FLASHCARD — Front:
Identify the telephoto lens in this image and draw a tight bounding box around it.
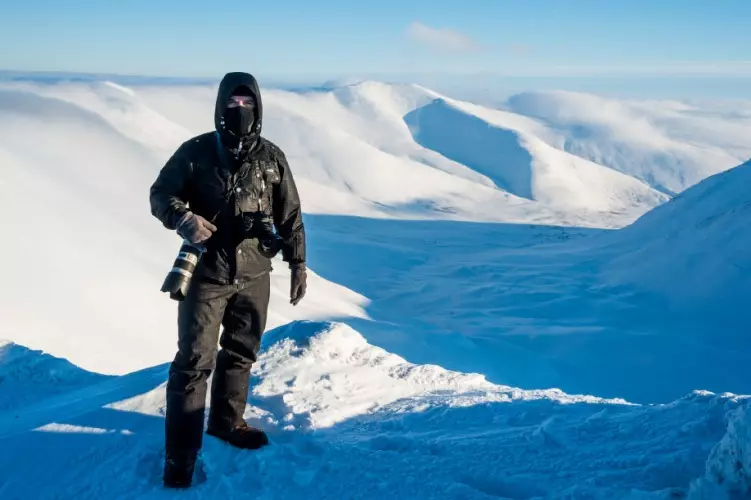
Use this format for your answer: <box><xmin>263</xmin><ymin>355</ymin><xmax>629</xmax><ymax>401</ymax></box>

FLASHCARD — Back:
<box><xmin>160</xmin><ymin>240</ymin><xmax>206</xmax><ymax>301</ymax></box>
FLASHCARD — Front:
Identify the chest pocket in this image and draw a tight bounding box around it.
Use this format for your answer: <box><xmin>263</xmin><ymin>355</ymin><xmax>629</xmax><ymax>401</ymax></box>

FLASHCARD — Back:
<box><xmin>236</xmin><ymin>160</ymin><xmax>279</xmax><ymax>214</ymax></box>
<box><xmin>189</xmin><ymin>161</ymin><xmax>230</xmax><ymax>217</ymax></box>
<box><xmin>263</xmin><ymin>163</ymin><xmax>281</xmax><ymax>185</ymax></box>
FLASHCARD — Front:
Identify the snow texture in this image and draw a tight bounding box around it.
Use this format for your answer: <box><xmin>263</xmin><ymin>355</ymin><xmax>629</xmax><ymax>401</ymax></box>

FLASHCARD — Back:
<box><xmin>689</xmin><ymin>405</ymin><xmax>751</xmax><ymax>499</ymax></box>
<box><xmin>1</xmin><ymin>322</ymin><xmax>749</xmax><ymax>499</ymax></box>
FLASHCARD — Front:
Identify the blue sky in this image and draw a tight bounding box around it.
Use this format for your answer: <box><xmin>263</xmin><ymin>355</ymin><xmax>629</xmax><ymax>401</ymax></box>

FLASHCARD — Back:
<box><xmin>2</xmin><ymin>0</ymin><xmax>750</xmax><ymax>85</ymax></box>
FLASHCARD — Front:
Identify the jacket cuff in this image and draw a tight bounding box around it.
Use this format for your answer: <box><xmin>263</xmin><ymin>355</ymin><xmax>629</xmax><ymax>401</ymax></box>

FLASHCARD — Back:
<box><xmin>175</xmin><ymin>210</ymin><xmax>193</xmax><ymax>228</ymax></box>
<box><xmin>168</xmin><ymin>207</ymin><xmax>192</xmax><ymax>231</ymax></box>
<box><xmin>282</xmin><ymin>230</ymin><xmax>305</xmax><ymax>263</ymax></box>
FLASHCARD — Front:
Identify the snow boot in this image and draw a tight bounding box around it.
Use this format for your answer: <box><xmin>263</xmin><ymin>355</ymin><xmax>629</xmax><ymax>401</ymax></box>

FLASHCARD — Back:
<box><xmin>206</xmin><ymin>422</ymin><xmax>269</xmax><ymax>449</ymax></box>
<box><xmin>163</xmin><ymin>449</ymin><xmax>197</xmax><ymax>488</ymax></box>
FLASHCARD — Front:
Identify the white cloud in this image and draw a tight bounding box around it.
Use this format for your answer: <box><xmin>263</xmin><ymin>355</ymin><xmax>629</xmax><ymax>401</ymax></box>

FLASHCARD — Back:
<box><xmin>406</xmin><ymin>22</ymin><xmax>480</xmax><ymax>53</ymax></box>
<box><xmin>505</xmin><ymin>61</ymin><xmax>751</xmax><ymax>77</ymax></box>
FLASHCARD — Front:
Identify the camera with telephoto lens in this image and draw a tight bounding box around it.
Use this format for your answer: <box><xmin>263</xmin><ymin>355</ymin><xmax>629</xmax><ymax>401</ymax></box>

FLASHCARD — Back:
<box><xmin>160</xmin><ymin>240</ymin><xmax>206</xmax><ymax>301</ymax></box>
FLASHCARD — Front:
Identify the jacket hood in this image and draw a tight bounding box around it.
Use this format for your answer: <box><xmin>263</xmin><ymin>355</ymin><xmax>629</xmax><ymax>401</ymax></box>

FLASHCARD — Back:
<box><xmin>215</xmin><ymin>72</ymin><xmax>263</xmax><ymax>151</ymax></box>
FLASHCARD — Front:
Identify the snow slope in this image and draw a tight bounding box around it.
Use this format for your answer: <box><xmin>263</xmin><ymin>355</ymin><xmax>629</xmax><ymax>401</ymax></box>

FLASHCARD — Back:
<box><xmin>405</xmin><ymin>97</ymin><xmax>667</xmax><ymax>211</ymax></box>
<box><xmin>0</xmin><ymin>341</ymin><xmax>112</xmax><ymax>412</ymax></box>
<box><xmin>603</xmin><ymin>159</ymin><xmax>751</xmax><ymax>324</ymax></box>
<box><xmin>0</xmin><ymin>82</ymin><xmax>370</xmax><ymax>373</ymax></box>
<box><xmin>304</xmin><ymin>206</ymin><xmax>751</xmax><ymax>403</ymax></box>
<box><xmin>1</xmin><ymin>321</ymin><xmax>749</xmax><ymax>499</ymax></box>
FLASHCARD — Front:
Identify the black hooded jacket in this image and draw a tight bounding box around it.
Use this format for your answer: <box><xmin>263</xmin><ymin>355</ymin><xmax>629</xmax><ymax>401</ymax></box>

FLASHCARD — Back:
<box><xmin>150</xmin><ymin>72</ymin><xmax>305</xmax><ymax>284</ymax></box>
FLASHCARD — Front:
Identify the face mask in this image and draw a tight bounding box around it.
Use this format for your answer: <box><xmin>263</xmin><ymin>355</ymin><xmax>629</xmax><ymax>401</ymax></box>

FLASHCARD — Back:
<box><xmin>222</xmin><ymin>106</ymin><xmax>255</xmax><ymax>138</ymax></box>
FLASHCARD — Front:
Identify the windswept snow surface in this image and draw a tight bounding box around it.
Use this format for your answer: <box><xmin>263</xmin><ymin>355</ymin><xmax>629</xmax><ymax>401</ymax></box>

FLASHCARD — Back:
<box><xmin>2</xmin><ymin>77</ymin><xmax>751</xmax><ymax>498</ymax></box>
<box><xmin>688</xmin><ymin>404</ymin><xmax>751</xmax><ymax>499</ymax></box>
<box><xmin>0</xmin><ymin>341</ymin><xmax>112</xmax><ymax>412</ymax></box>
<box><xmin>1</xmin><ymin>322</ymin><xmax>749</xmax><ymax>499</ymax></box>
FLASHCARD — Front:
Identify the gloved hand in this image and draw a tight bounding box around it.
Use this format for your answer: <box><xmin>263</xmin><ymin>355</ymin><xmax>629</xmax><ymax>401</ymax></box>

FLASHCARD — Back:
<box><xmin>177</xmin><ymin>212</ymin><xmax>217</xmax><ymax>244</ymax></box>
<box><xmin>290</xmin><ymin>262</ymin><xmax>307</xmax><ymax>306</ymax></box>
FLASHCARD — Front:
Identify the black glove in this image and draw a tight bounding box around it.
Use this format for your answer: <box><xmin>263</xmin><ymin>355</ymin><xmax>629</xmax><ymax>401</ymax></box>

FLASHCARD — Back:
<box><xmin>290</xmin><ymin>263</ymin><xmax>307</xmax><ymax>306</ymax></box>
<box><xmin>177</xmin><ymin>212</ymin><xmax>217</xmax><ymax>244</ymax></box>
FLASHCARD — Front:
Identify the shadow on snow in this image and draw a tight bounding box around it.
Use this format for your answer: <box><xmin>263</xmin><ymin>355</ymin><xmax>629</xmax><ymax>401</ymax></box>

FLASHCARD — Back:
<box><xmin>302</xmin><ymin>213</ymin><xmax>751</xmax><ymax>404</ymax></box>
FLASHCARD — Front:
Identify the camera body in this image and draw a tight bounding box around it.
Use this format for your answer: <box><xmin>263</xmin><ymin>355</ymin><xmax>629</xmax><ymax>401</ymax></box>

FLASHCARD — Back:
<box><xmin>239</xmin><ymin>212</ymin><xmax>284</xmax><ymax>258</ymax></box>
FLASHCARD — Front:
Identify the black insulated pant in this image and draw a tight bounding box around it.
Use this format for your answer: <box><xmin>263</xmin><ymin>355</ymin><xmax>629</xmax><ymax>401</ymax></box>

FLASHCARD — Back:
<box><xmin>165</xmin><ymin>272</ymin><xmax>270</xmax><ymax>454</ymax></box>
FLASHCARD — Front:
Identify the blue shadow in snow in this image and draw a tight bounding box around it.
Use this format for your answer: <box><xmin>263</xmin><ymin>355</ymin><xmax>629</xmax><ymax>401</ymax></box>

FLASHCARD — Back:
<box><xmin>0</xmin><ymin>356</ymin><xmax>171</xmax><ymax>498</ymax></box>
<box><xmin>404</xmin><ymin>98</ymin><xmax>535</xmax><ymax>200</ymax></box>
<box><xmin>303</xmin><ymin>213</ymin><xmax>751</xmax><ymax>404</ymax></box>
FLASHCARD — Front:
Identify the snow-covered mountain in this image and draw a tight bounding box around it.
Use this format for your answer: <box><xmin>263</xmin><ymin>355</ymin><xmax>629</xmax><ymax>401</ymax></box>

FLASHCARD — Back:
<box><xmin>506</xmin><ymin>91</ymin><xmax>751</xmax><ymax>195</ymax></box>
<box><xmin>2</xmin><ymin>79</ymin><xmax>671</xmax><ymax>225</ymax></box>
<box><xmin>1</xmin><ymin>78</ymin><xmax>750</xmax><ymax>498</ymax></box>
<box><xmin>0</xmin><ymin>78</ymin><xmax>669</xmax><ymax>374</ymax></box>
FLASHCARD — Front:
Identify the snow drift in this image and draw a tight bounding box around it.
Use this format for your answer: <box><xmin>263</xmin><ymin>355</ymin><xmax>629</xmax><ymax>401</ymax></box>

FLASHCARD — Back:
<box><xmin>0</xmin><ymin>341</ymin><xmax>111</xmax><ymax>412</ymax></box>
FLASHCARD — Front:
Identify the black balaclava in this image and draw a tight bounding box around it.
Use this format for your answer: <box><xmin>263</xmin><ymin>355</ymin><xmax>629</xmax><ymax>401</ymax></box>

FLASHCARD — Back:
<box><xmin>214</xmin><ymin>72</ymin><xmax>264</xmax><ymax>159</ymax></box>
<box><xmin>222</xmin><ymin>86</ymin><xmax>257</xmax><ymax>141</ymax></box>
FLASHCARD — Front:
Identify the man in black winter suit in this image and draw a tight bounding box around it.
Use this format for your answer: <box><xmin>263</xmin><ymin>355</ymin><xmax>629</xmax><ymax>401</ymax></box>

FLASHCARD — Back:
<box><xmin>150</xmin><ymin>71</ymin><xmax>307</xmax><ymax>488</ymax></box>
